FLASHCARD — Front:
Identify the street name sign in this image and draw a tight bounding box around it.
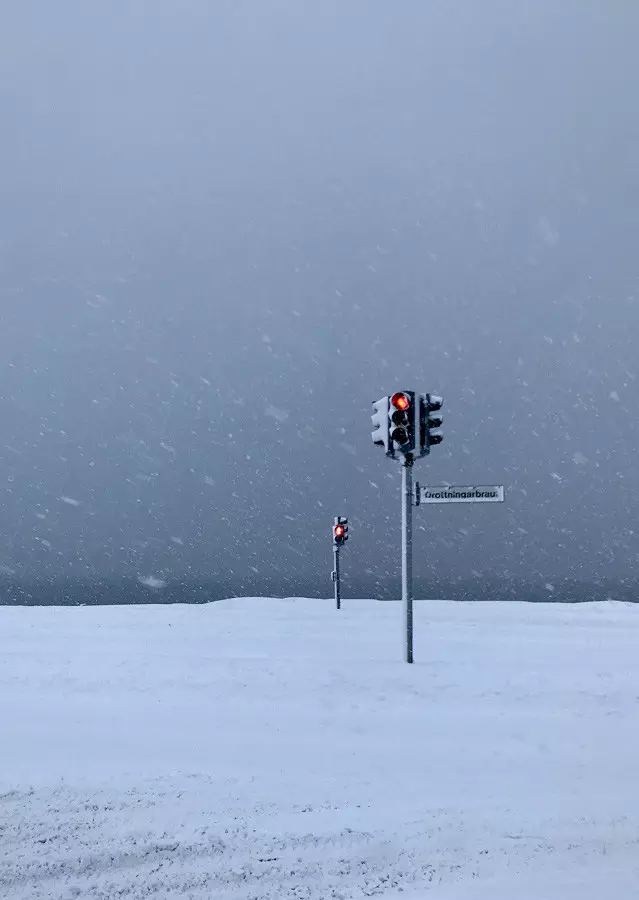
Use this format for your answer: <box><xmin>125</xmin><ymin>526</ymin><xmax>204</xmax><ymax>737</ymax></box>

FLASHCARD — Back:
<box><xmin>416</xmin><ymin>484</ymin><xmax>505</xmax><ymax>504</ymax></box>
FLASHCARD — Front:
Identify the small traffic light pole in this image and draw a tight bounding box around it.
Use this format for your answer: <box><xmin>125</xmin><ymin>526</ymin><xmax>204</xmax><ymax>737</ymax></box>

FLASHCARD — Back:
<box><xmin>332</xmin><ymin>545</ymin><xmax>341</xmax><ymax>610</ymax></box>
<box><xmin>401</xmin><ymin>454</ymin><xmax>414</xmax><ymax>663</ymax></box>
<box><xmin>331</xmin><ymin>516</ymin><xmax>348</xmax><ymax>610</ymax></box>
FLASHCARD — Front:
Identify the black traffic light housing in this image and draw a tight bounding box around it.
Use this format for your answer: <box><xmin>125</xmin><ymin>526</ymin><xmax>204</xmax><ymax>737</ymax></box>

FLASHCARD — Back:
<box><xmin>389</xmin><ymin>391</ymin><xmax>416</xmax><ymax>454</ymax></box>
<box><xmin>333</xmin><ymin>516</ymin><xmax>349</xmax><ymax>546</ymax></box>
<box><xmin>420</xmin><ymin>393</ymin><xmax>443</xmax><ymax>455</ymax></box>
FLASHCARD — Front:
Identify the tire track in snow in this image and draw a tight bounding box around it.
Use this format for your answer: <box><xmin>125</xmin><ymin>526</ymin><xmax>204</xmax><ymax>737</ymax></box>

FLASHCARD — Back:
<box><xmin>3</xmin><ymin>784</ymin><xmax>639</xmax><ymax>899</ymax></box>
<box><xmin>1</xmin><ymin>785</ymin><xmax>453</xmax><ymax>899</ymax></box>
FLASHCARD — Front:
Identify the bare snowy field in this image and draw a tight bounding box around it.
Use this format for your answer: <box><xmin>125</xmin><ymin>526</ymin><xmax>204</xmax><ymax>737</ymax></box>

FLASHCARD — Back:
<box><xmin>2</xmin><ymin>598</ymin><xmax>639</xmax><ymax>899</ymax></box>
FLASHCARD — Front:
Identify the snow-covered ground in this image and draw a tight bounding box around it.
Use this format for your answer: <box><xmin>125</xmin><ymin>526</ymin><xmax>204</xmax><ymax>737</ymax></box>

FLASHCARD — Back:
<box><xmin>2</xmin><ymin>598</ymin><xmax>639</xmax><ymax>899</ymax></box>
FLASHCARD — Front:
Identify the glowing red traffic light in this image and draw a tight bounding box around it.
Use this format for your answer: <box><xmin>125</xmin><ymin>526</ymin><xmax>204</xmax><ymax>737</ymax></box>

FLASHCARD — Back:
<box><xmin>391</xmin><ymin>392</ymin><xmax>410</xmax><ymax>411</ymax></box>
<box><xmin>334</xmin><ymin>525</ymin><xmax>344</xmax><ymax>537</ymax></box>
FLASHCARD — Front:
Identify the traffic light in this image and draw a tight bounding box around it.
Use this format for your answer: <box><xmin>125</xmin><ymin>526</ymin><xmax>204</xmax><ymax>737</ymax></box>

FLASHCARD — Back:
<box><xmin>420</xmin><ymin>393</ymin><xmax>443</xmax><ymax>455</ymax></box>
<box><xmin>333</xmin><ymin>516</ymin><xmax>349</xmax><ymax>545</ymax></box>
<box><xmin>371</xmin><ymin>395</ymin><xmax>391</xmax><ymax>455</ymax></box>
<box><xmin>389</xmin><ymin>391</ymin><xmax>416</xmax><ymax>454</ymax></box>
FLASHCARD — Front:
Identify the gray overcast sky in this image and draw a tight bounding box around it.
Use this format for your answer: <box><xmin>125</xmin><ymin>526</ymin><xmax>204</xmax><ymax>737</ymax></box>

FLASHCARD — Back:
<box><xmin>1</xmin><ymin>2</ymin><xmax>639</xmax><ymax>585</ymax></box>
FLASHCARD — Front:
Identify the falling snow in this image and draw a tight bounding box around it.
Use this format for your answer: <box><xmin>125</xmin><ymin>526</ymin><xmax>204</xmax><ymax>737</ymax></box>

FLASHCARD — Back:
<box><xmin>137</xmin><ymin>575</ymin><xmax>167</xmax><ymax>589</ymax></box>
<box><xmin>264</xmin><ymin>405</ymin><xmax>289</xmax><ymax>423</ymax></box>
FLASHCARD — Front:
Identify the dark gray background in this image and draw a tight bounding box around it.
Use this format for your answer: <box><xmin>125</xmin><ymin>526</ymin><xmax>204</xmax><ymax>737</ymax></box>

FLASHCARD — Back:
<box><xmin>1</xmin><ymin>1</ymin><xmax>638</xmax><ymax>589</ymax></box>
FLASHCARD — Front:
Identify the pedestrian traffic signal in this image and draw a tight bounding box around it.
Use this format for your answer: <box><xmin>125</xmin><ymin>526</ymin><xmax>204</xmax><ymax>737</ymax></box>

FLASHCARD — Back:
<box><xmin>371</xmin><ymin>395</ymin><xmax>391</xmax><ymax>456</ymax></box>
<box><xmin>333</xmin><ymin>516</ymin><xmax>349</xmax><ymax>545</ymax></box>
<box><xmin>420</xmin><ymin>393</ymin><xmax>443</xmax><ymax>454</ymax></box>
<box><xmin>389</xmin><ymin>391</ymin><xmax>416</xmax><ymax>453</ymax></box>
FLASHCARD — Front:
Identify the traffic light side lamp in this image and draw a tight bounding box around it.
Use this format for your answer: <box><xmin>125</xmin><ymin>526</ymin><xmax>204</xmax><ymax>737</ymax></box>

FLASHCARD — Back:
<box><xmin>371</xmin><ymin>395</ymin><xmax>392</xmax><ymax>456</ymax></box>
<box><xmin>420</xmin><ymin>393</ymin><xmax>444</xmax><ymax>456</ymax></box>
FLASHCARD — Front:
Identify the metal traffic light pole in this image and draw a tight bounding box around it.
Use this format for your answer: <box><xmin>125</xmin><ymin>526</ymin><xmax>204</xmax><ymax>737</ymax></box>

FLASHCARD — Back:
<box><xmin>371</xmin><ymin>390</ymin><xmax>443</xmax><ymax>663</ymax></box>
<box><xmin>401</xmin><ymin>453</ymin><xmax>414</xmax><ymax>664</ymax></box>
